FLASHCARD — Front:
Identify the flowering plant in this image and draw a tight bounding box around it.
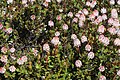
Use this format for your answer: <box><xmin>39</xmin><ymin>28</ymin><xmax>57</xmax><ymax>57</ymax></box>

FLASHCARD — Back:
<box><xmin>0</xmin><ymin>0</ymin><xmax>120</xmax><ymax>80</ymax></box>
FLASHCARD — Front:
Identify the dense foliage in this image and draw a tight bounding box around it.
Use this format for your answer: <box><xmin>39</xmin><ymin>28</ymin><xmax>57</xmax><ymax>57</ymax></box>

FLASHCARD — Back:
<box><xmin>0</xmin><ymin>0</ymin><xmax>120</xmax><ymax>80</ymax></box>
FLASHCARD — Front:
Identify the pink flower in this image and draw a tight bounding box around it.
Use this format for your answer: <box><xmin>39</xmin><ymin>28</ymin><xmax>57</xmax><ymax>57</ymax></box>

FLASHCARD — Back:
<box><xmin>110</xmin><ymin>0</ymin><xmax>115</xmax><ymax>5</ymax></box>
<box><xmin>86</xmin><ymin>1</ymin><xmax>91</xmax><ymax>6</ymax></box>
<box><xmin>97</xmin><ymin>25</ymin><xmax>105</xmax><ymax>34</ymax></box>
<box><xmin>7</xmin><ymin>0</ymin><xmax>13</xmax><ymax>4</ymax></box>
<box><xmin>30</xmin><ymin>15</ymin><xmax>36</xmax><ymax>20</ymax></box>
<box><xmin>21</xmin><ymin>56</ymin><xmax>27</xmax><ymax>62</ymax></box>
<box><xmin>0</xmin><ymin>55</ymin><xmax>7</xmax><ymax>63</ymax></box>
<box><xmin>74</xmin><ymin>38</ymin><xmax>81</xmax><ymax>47</ymax></box>
<box><xmin>113</xmin><ymin>19</ymin><xmax>120</xmax><ymax>27</ymax></box>
<box><xmin>90</xmin><ymin>0</ymin><xmax>97</xmax><ymax>8</ymax></box>
<box><xmin>56</xmin><ymin>15</ymin><xmax>61</xmax><ymax>21</ymax></box>
<box><xmin>79</xmin><ymin>14</ymin><xmax>86</xmax><ymax>21</ymax></box>
<box><xmin>48</xmin><ymin>20</ymin><xmax>54</xmax><ymax>27</ymax></box>
<box><xmin>111</xmin><ymin>9</ymin><xmax>118</xmax><ymax>18</ymax></box>
<box><xmin>9</xmin><ymin>66</ymin><xmax>16</xmax><ymax>72</ymax></box>
<box><xmin>43</xmin><ymin>1</ymin><xmax>48</xmax><ymax>7</ymax></box>
<box><xmin>99</xmin><ymin>75</ymin><xmax>106</xmax><ymax>80</ymax></box>
<box><xmin>71</xmin><ymin>34</ymin><xmax>77</xmax><ymax>40</ymax></box>
<box><xmin>82</xmin><ymin>9</ymin><xmax>89</xmax><ymax>15</ymax></box>
<box><xmin>114</xmin><ymin>38</ymin><xmax>120</xmax><ymax>46</ymax></box>
<box><xmin>51</xmin><ymin>36</ymin><xmax>59</xmax><ymax>46</ymax></box>
<box><xmin>102</xmin><ymin>14</ymin><xmax>107</xmax><ymax>20</ymax></box>
<box><xmin>117</xmin><ymin>70</ymin><xmax>120</xmax><ymax>76</ymax></box>
<box><xmin>85</xmin><ymin>44</ymin><xmax>91</xmax><ymax>51</ymax></box>
<box><xmin>79</xmin><ymin>21</ymin><xmax>84</xmax><ymax>27</ymax></box>
<box><xmin>81</xmin><ymin>35</ymin><xmax>87</xmax><ymax>43</ymax></box>
<box><xmin>107</xmin><ymin>27</ymin><xmax>116</xmax><ymax>35</ymax></box>
<box><xmin>93</xmin><ymin>10</ymin><xmax>99</xmax><ymax>16</ymax></box>
<box><xmin>75</xmin><ymin>60</ymin><xmax>82</xmax><ymax>68</ymax></box>
<box><xmin>68</xmin><ymin>12</ymin><xmax>73</xmax><ymax>18</ymax></box>
<box><xmin>89</xmin><ymin>14</ymin><xmax>95</xmax><ymax>21</ymax></box>
<box><xmin>88</xmin><ymin>52</ymin><xmax>94</xmax><ymax>59</ymax></box>
<box><xmin>0</xmin><ymin>23</ymin><xmax>3</xmax><ymax>29</ymax></box>
<box><xmin>117</xmin><ymin>0</ymin><xmax>120</xmax><ymax>5</ymax></box>
<box><xmin>117</xmin><ymin>29</ymin><xmax>120</xmax><ymax>37</ymax></box>
<box><xmin>72</xmin><ymin>18</ymin><xmax>78</xmax><ymax>23</ymax></box>
<box><xmin>98</xmin><ymin>35</ymin><xmax>109</xmax><ymax>46</ymax></box>
<box><xmin>108</xmin><ymin>18</ymin><xmax>114</xmax><ymax>25</ymax></box>
<box><xmin>0</xmin><ymin>67</ymin><xmax>6</xmax><ymax>74</ymax></box>
<box><xmin>55</xmin><ymin>31</ymin><xmax>60</xmax><ymax>37</ymax></box>
<box><xmin>1</xmin><ymin>47</ymin><xmax>8</xmax><ymax>53</ymax></box>
<box><xmin>43</xmin><ymin>43</ymin><xmax>50</xmax><ymax>52</ymax></box>
<box><xmin>32</xmin><ymin>48</ymin><xmax>38</xmax><ymax>56</ymax></box>
<box><xmin>99</xmin><ymin>66</ymin><xmax>105</xmax><ymax>72</ymax></box>
<box><xmin>17</xmin><ymin>58</ymin><xmax>24</xmax><ymax>65</ymax></box>
<box><xmin>75</xmin><ymin>13</ymin><xmax>80</xmax><ymax>18</ymax></box>
<box><xmin>62</xmin><ymin>24</ymin><xmax>68</xmax><ymax>30</ymax></box>
<box><xmin>9</xmin><ymin>47</ymin><xmax>15</xmax><ymax>53</ymax></box>
<box><xmin>6</xmin><ymin>28</ymin><xmax>12</xmax><ymax>34</ymax></box>
<box><xmin>98</xmin><ymin>34</ymin><xmax>105</xmax><ymax>42</ymax></box>
<box><xmin>101</xmin><ymin>7</ymin><xmax>107</xmax><ymax>14</ymax></box>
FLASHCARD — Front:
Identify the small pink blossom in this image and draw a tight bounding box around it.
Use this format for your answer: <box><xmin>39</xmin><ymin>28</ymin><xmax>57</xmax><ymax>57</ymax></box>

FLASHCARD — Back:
<box><xmin>32</xmin><ymin>48</ymin><xmax>38</xmax><ymax>56</ymax></box>
<box><xmin>97</xmin><ymin>25</ymin><xmax>105</xmax><ymax>34</ymax></box>
<box><xmin>85</xmin><ymin>44</ymin><xmax>91</xmax><ymax>51</ymax></box>
<box><xmin>72</xmin><ymin>17</ymin><xmax>78</xmax><ymax>23</ymax></box>
<box><xmin>81</xmin><ymin>35</ymin><xmax>87</xmax><ymax>43</ymax></box>
<box><xmin>99</xmin><ymin>66</ymin><xmax>105</xmax><ymax>72</ymax></box>
<box><xmin>111</xmin><ymin>9</ymin><xmax>118</xmax><ymax>18</ymax></box>
<box><xmin>0</xmin><ymin>67</ymin><xmax>6</xmax><ymax>74</ymax></box>
<box><xmin>21</xmin><ymin>56</ymin><xmax>27</xmax><ymax>62</ymax></box>
<box><xmin>9</xmin><ymin>47</ymin><xmax>15</xmax><ymax>53</ymax></box>
<box><xmin>6</xmin><ymin>28</ymin><xmax>12</xmax><ymax>34</ymax></box>
<box><xmin>17</xmin><ymin>58</ymin><xmax>24</xmax><ymax>65</ymax></box>
<box><xmin>86</xmin><ymin>1</ymin><xmax>91</xmax><ymax>6</ymax></box>
<box><xmin>89</xmin><ymin>14</ymin><xmax>95</xmax><ymax>21</ymax></box>
<box><xmin>62</xmin><ymin>24</ymin><xmax>68</xmax><ymax>30</ymax></box>
<box><xmin>43</xmin><ymin>43</ymin><xmax>50</xmax><ymax>52</ymax></box>
<box><xmin>56</xmin><ymin>15</ymin><xmax>61</xmax><ymax>21</ymax></box>
<box><xmin>68</xmin><ymin>12</ymin><xmax>73</xmax><ymax>18</ymax></box>
<box><xmin>93</xmin><ymin>10</ymin><xmax>99</xmax><ymax>16</ymax></box>
<box><xmin>75</xmin><ymin>13</ymin><xmax>80</xmax><ymax>18</ymax></box>
<box><xmin>117</xmin><ymin>30</ymin><xmax>120</xmax><ymax>37</ymax></box>
<box><xmin>98</xmin><ymin>35</ymin><xmax>109</xmax><ymax>46</ymax></box>
<box><xmin>1</xmin><ymin>47</ymin><xmax>8</xmax><ymax>53</ymax></box>
<box><xmin>79</xmin><ymin>14</ymin><xmax>86</xmax><ymax>21</ymax></box>
<box><xmin>9</xmin><ymin>66</ymin><xmax>16</xmax><ymax>72</ymax></box>
<box><xmin>113</xmin><ymin>19</ymin><xmax>120</xmax><ymax>27</ymax></box>
<box><xmin>51</xmin><ymin>36</ymin><xmax>59</xmax><ymax>46</ymax></box>
<box><xmin>90</xmin><ymin>0</ymin><xmax>97</xmax><ymax>8</ymax></box>
<box><xmin>75</xmin><ymin>60</ymin><xmax>82</xmax><ymax>68</ymax></box>
<box><xmin>48</xmin><ymin>20</ymin><xmax>54</xmax><ymax>27</ymax></box>
<box><xmin>114</xmin><ymin>38</ymin><xmax>120</xmax><ymax>46</ymax></box>
<box><xmin>79</xmin><ymin>21</ymin><xmax>84</xmax><ymax>27</ymax></box>
<box><xmin>45</xmin><ymin>0</ymin><xmax>51</xmax><ymax>2</ymax></box>
<box><xmin>71</xmin><ymin>34</ymin><xmax>77</xmax><ymax>40</ymax></box>
<box><xmin>82</xmin><ymin>9</ymin><xmax>89</xmax><ymax>15</ymax></box>
<box><xmin>99</xmin><ymin>75</ymin><xmax>106</xmax><ymax>80</ymax></box>
<box><xmin>43</xmin><ymin>2</ymin><xmax>48</xmax><ymax>7</ymax></box>
<box><xmin>107</xmin><ymin>27</ymin><xmax>116</xmax><ymax>35</ymax></box>
<box><xmin>0</xmin><ymin>23</ymin><xmax>3</xmax><ymax>29</ymax></box>
<box><xmin>88</xmin><ymin>52</ymin><xmax>94</xmax><ymax>59</ymax></box>
<box><xmin>108</xmin><ymin>18</ymin><xmax>114</xmax><ymax>25</ymax></box>
<box><xmin>0</xmin><ymin>55</ymin><xmax>7</xmax><ymax>63</ymax></box>
<box><xmin>74</xmin><ymin>38</ymin><xmax>81</xmax><ymax>47</ymax></box>
<box><xmin>102</xmin><ymin>14</ymin><xmax>107</xmax><ymax>20</ymax></box>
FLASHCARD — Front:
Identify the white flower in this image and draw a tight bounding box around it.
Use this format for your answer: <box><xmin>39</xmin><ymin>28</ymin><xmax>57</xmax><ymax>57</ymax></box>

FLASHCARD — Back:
<box><xmin>0</xmin><ymin>67</ymin><xmax>6</xmax><ymax>74</ymax></box>
<box><xmin>6</xmin><ymin>28</ymin><xmax>12</xmax><ymax>34</ymax></box>
<box><xmin>110</xmin><ymin>0</ymin><xmax>115</xmax><ymax>5</ymax></box>
<box><xmin>118</xmin><ymin>49</ymin><xmax>120</xmax><ymax>53</ymax></box>
<box><xmin>51</xmin><ymin>37</ymin><xmax>59</xmax><ymax>46</ymax></box>
<box><xmin>62</xmin><ymin>24</ymin><xmax>68</xmax><ymax>30</ymax></box>
<box><xmin>111</xmin><ymin>9</ymin><xmax>118</xmax><ymax>19</ymax></box>
<box><xmin>7</xmin><ymin>0</ymin><xmax>13</xmax><ymax>4</ymax></box>
<box><xmin>55</xmin><ymin>31</ymin><xmax>60</xmax><ymax>37</ymax></box>
<box><xmin>9</xmin><ymin>66</ymin><xmax>16</xmax><ymax>72</ymax></box>
<box><xmin>117</xmin><ymin>0</ymin><xmax>120</xmax><ymax>5</ymax></box>
<box><xmin>99</xmin><ymin>75</ymin><xmax>106</xmax><ymax>80</ymax></box>
<box><xmin>48</xmin><ymin>20</ymin><xmax>54</xmax><ymax>27</ymax></box>
<box><xmin>75</xmin><ymin>60</ymin><xmax>82</xmax><ymax>68</ymax></box>
<box><xmin>101</xmin><ymin>8</ymin><xmax>107</xmax><ymax>14</ymax></box>
<box><xmin>85</xmin><ymin>44</ymin><xmax>91</xmax><ymax>51</ymax></box>
<box><xmin>74</xmin><ymin>38</ymin><xmax>81</xmax><ymax>47</ymax></box>
<box><xmin>17</xmin><ymin>58</ymin><xmax>24</xmax><ymax>65</ymax></box>
<box><xmin>81</xmin><ymin>36</ymin><xmax>87</xmax><ymax>43</ymax></box>
<box><xmin>43</xmin><ymin>43</ymin><xmax>50</xmax><ymax>52</ymax></box>
<box><xmin>88</xmin><ymin>52</ymin><xmax>94</xmax><ymax>59</ymax></box>
<box><xmin>102</xmin><ymin>14</ymin><xmax>107</xmax><ymax>20</ymax></box>
<box><xmin>117</xmin><ymin>70</ymin><xmax>120</xmax><ymax>76</ymax></box>
<box><xmin>114</xmin><ymin>38</ymin><xmax>120</xmax><ymax>46</ymax></box>
<box><xmin>46</xmin><ymin>0</ymin><xmax>51</xmax><ymax>2</ymax></box>
<box><xmin>22</xmin><ymin>0</ymin><xmax>27</xmax><ymax>4</ymax></box>
<box><xmin>43</xmin><ymin>1</ymin><xmax>48</xmax><ymax>7</ymax></box>
<box><xmin>98</xmin><ymin>66</ymin><xmax>105</xmax><ymax>72</ymax></box>
<box><xmin>71</xmin><ymin>34</ymin><xmax>77</xmax><ymax>40</ymax></box>
<box><xmin>59</xmin><ymin>9</ymin><xmax>63</xmax><ymax>12</ymax></box>
<box><xmin>9</xmin><ymin>47</ymin><xmax>15</xmax><ymax>53</ymax></box>
<box><xmin>57</xmin><ymin>0</ymin><xmax>62</xmax><ymax>3</ymax></box>
<box><xmin>86</xmin><ymin>1</ymin><xmax>91</xmax><ymax>6</ymax></box>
